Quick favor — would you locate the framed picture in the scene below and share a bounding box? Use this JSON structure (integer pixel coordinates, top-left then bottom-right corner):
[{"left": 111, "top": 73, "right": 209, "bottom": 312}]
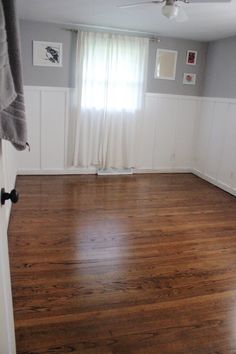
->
[
  {"left": 33, "top": 41, "right": 63, "bottom": 67},
  {"left": 186, "top": 50, "right": 197, "bottom": 66},
  {"left": 155, "top": 49, "right": 178, "bottom": 81},
  {"left": 183, "top": 73, "right": 196, "bottom": 85}
]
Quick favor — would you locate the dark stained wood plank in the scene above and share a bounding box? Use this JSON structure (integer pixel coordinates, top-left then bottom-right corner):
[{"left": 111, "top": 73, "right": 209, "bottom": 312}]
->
[{"left": 8, "top": 173, "right": 236, "bottom": 354}]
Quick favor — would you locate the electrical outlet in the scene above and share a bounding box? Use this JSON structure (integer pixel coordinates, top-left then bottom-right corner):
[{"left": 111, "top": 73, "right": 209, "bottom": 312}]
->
[{"left": 170, "top": 153, "right": 175, "bottom": 161}]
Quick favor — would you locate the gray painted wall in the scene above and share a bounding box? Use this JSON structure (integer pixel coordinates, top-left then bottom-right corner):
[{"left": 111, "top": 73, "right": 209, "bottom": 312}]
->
[
  {"left": 20, "top": 20, "right": 76, "bottom": 87},
  {"left": 147, "top": 38, "right": 207, "bottom": 96},
  {"left": 20, "top": 20, "right": 207, "bottom": 96},
  {"left": 203, "top": 36, "right": 236, "bottom": 98}
]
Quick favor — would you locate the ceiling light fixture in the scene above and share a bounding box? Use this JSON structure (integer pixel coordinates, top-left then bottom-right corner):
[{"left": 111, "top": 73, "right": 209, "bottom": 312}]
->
[{"left": 161, "top": 3, "right": 179, "bottom": 19}]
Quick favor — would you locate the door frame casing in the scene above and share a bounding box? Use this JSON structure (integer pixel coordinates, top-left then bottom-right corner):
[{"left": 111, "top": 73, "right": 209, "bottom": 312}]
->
[{"left": 0, "top": 141, "right": 16, "bottom": 354}]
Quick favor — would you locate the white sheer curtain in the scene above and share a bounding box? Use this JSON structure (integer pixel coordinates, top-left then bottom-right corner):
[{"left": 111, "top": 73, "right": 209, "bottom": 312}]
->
[{"left": 73, "top": 31, "right": 149, "bottom": 169}]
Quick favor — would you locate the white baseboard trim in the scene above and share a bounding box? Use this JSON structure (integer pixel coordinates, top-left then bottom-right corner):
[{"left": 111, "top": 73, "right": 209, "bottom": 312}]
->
[
  {"left": 192, "top": 169, "right": 236, "bottom": 197},
  {"left": 134, "top": 168, "right": 192, "bottom": 174},
  {"left": 16, "top": 167, "right": 236, "bottom": 198},
  {"left": 18, "top": 167, "right": 192, "bottom": 176},
  {"left": 17, "top": 168, "right": 97, "bottom": 175}
]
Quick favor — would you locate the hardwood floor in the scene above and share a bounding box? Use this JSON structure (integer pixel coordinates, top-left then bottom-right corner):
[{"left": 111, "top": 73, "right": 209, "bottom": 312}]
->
[{"left": 8, "top": 173, "right": 236, "bottom": 354}]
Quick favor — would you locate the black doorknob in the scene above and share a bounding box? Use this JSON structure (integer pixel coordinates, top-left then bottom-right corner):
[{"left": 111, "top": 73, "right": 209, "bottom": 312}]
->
[{"left": 1, "top": 188, "right": 19, "bottom": 205}]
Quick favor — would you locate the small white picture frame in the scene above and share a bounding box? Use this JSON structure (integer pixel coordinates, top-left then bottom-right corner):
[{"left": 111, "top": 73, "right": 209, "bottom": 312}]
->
[
  {"left": 183, "top": 73, "right": 196, "bottom": 85},
  {"left": 33, "top": 41, "right": 63, "bottom": 67},
  {"left": 186, "top": 50, "right": 198, "bottom": 66}
]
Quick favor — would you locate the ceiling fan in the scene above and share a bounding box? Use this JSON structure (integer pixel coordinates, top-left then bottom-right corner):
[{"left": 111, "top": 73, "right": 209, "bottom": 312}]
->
[{"left": 118, "top": 0, "right": 231, "bottom": 22}]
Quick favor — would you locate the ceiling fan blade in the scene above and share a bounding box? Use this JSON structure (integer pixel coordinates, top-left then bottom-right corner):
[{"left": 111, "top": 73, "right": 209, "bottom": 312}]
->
[
  {"left": 118, "top": 1, "right": 164, "bottom": 8},
  {"left": 188, "top": 0, "right": 231, "bottom": 2},
  {"left": 175, "top": 5, "right": 188, "bottom": 22}
]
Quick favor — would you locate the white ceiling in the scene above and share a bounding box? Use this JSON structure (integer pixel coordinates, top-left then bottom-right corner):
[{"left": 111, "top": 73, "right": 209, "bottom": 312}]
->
[{"left": 17, "top": 0, "right": 236, "bottom": 41}]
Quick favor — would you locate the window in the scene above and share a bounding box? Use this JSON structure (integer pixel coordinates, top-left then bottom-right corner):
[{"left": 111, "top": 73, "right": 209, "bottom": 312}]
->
[{"left": 79, "top": 31, "right": 148, "bottom": 112}]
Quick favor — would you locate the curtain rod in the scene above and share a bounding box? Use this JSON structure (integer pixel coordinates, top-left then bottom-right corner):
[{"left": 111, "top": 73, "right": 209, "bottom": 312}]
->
[{"left": 62, "top": 22, "right": 160, "bottom": 42}]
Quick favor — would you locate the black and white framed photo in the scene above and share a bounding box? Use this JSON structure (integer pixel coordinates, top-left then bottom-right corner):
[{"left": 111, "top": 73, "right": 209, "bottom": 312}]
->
[
  {"left": 33, "top": 41, "right": 63, "bottom": 67},
  {"left": 186, "top": 50, "right": 198, "bottom": 66}
]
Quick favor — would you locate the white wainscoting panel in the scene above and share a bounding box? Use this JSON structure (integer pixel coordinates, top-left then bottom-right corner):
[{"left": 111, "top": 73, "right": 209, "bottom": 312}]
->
[
  {"left": 152, "top": 96, "right": 178, "bottom": 170},
  {"left": 19, "top": 86, "right": 69, "bottom": 173},
  {"left": 18, "top": 88, "right": 41, "bottom": 171},
  {"left": 41, "top": 90, "right": 67, "bottom": 170},
  {"left": 205, "top": 102, "right": 228, "bottom": 180},
  {"left": 193, "top": 98, "right": 236, "bottom": 197},
  {"left": 137, "top": 94, "right": 159, "bottom": 169},
  {"left": 217, "top": 103, "right": 236, "bottom": 190},
  {"left": 20, "top": 88, "right": 201, "bottom": 174},
  {"left": 194, "top": 100, "right": 214, "bottom": 174},
  {"left": 137, "top": 94, "right": 198, "bottom": 172},
  {"left": 17, "top": 87, "right": 236, "bottom": 198},
  {"left": 174, "top": 98, "right": 198, "bottom": 170}
]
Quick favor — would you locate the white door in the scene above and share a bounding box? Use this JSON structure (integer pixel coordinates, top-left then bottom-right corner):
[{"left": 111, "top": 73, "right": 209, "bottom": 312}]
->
[{"left": 0, "top": 141, "right": 16, "bottom": 354}]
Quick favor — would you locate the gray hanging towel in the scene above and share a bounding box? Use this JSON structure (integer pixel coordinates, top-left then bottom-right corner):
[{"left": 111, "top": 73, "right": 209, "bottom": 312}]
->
[
  {"left": 0, "top": 0, "right": 27, "bottom": 151},
  {"left": 0, "top": 2, "right": 17, "bottom": 112}
]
